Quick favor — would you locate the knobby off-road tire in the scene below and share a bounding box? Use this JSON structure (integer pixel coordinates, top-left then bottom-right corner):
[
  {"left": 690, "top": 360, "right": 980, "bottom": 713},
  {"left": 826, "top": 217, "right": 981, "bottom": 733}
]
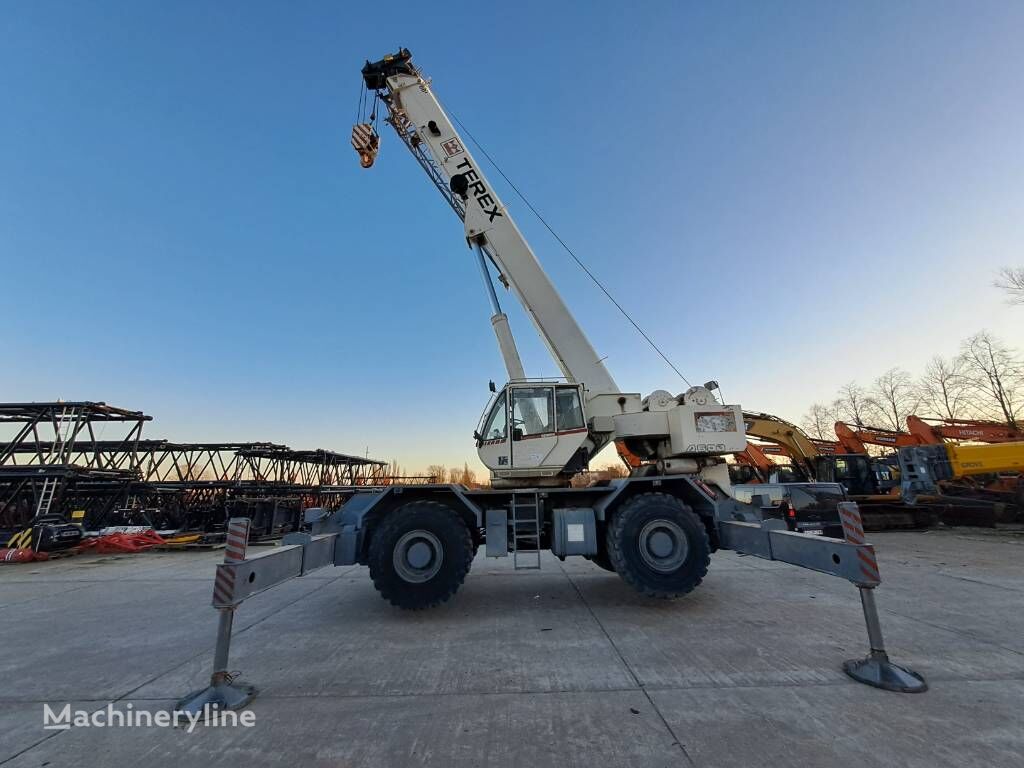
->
[
  {"left": 368, "top": 501, "right": 473, "bottom": 610},
  {"left": 606, "top": 492, "right": 710, "bottom": 599}
]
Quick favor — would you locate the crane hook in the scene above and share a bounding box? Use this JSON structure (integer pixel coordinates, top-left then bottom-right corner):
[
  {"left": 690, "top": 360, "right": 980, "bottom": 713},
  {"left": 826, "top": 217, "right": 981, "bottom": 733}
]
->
[{"left": 351, "top": 123, "right": 379, "bottom": 169}]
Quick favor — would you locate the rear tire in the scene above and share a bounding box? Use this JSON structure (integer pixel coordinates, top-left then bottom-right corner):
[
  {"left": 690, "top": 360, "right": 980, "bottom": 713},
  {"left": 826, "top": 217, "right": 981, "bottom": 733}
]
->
[
  {"left": 606, "top": 492, "right": 709, "bottom": 599},
  {"left": 368, "top": 501, "right": 473, "bottom": 610}
]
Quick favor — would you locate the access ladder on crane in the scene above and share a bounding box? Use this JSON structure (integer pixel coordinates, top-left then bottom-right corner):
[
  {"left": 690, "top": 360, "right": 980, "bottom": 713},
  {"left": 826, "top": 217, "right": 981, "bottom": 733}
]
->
[{"left": 510, "top": 491, "right": 541, "bottom": 569}]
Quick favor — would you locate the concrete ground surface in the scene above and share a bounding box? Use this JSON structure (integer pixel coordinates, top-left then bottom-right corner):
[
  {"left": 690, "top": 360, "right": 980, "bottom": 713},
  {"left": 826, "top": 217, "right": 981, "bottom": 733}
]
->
[{"left": 1, "top": 528, "right": 1023, "bottom": 767}]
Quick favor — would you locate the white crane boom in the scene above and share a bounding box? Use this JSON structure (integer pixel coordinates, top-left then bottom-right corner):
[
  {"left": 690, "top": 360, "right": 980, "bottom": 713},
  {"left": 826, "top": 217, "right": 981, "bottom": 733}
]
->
[
  {"left": 361, "top": 51, "right": 617, "bottom": 398},
  {"left": 356, "top": 49, "right": 747, "bottom": 486}
]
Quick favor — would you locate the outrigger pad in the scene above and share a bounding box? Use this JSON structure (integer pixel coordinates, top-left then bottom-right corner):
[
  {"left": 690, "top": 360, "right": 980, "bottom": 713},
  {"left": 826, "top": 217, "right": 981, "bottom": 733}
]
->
[
  {"left": 176, "top": 681, "right": 257, "bottom": 717},
  {"left": 843, "top": 654, "right": 928, "bottom": 693}
]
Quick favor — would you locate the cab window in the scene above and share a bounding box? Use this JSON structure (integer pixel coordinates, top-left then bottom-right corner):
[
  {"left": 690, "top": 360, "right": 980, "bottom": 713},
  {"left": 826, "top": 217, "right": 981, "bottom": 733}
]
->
[
  {"left": 555, "top": 387, "right": 584, "bottom": 431},
  {"left": 482, "top": 391, "right": 507, "bottom": 441},
  {"left": 512, "top": 387, "right": 554, "bottom": 436},
  {"left": 789, "top": 487, "right": 816, "bottom": 509}
]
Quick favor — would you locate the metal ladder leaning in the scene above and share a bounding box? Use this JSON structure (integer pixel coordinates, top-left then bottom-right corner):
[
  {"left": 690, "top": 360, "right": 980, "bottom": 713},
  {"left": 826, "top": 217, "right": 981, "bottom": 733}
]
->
[
  {"left": 510, "top": 491, "right": 542, "bottom": 570},
  {"left": 34, "top": 478, "right": 60, "bottom": 520},
  {"left": 34, "top": 406, "right": 80, "bottom": 521}
]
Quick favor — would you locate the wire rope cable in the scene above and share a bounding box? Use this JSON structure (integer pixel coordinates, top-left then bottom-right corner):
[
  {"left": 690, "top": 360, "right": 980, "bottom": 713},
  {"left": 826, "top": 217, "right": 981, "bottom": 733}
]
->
[{"left": 448, "top": 110, "right": 692, "bottom": 388}]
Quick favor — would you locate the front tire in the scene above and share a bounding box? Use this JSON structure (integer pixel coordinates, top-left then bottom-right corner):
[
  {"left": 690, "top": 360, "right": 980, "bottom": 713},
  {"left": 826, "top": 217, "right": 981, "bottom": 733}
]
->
[
  {"left": 368, "top": 501, "right": 473, "bottom": 610},
  {"left": 606, "top": 492, "right": 710, "bottom": 599}
]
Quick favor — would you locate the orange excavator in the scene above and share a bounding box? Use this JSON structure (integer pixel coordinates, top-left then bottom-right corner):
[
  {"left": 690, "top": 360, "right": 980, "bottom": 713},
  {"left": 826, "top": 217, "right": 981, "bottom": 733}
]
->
[
  {"left": 906, "top": 416, "right": 1024, "bottom": 445},
  {"left": 834, "top": 422, "right": 923, "bottom": 455},
  {"left": 732, "top": 441, "right": 806, "bottom": 483}
]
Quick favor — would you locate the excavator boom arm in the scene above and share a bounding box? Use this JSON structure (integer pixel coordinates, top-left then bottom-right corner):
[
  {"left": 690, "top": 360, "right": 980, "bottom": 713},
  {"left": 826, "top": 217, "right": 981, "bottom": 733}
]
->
[
  {"left": 906, "top": 415, "right": 1024, "bottom": 444},
  {"left": 834, "top": 422, "right": 922, "bottom": 453},
  {"left": 742, "top": 412, "right": 822, "bottom": 478}
]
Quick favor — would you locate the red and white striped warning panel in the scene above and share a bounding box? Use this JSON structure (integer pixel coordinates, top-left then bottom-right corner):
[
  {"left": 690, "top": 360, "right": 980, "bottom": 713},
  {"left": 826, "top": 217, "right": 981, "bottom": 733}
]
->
[
  {"left": 837, "top": 502, "right": 881, "bottom": 586},
  {"left": 212, "top": 566, "right": 236, "bottom": 608},
  {"left": 224, "top": 518, "right": 250, "bottom": 563},
  {"left": 212, "top": 519, "right": 250, "bottom": 607}
]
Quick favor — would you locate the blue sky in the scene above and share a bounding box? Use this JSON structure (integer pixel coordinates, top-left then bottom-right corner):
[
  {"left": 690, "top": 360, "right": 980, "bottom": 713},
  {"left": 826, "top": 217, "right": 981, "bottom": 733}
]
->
[{"left": 3, "top": 1, "right": 1022, "bottom": 472}]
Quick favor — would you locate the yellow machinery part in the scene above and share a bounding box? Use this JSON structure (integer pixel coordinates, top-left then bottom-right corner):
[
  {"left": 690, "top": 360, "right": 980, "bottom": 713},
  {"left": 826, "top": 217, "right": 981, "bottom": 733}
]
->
[
  {"left": 946, "top": 441, "right": 1024, "bottom": 477},
  {"left": 162, "top": 534, "right": 202, "bottom": 545},
  {"left": 6, "top": 528, "right": 32, "bottom": 549}
]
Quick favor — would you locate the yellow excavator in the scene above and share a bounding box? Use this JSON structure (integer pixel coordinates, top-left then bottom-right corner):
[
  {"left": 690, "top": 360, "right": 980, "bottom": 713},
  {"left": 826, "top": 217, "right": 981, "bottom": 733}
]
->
[
  {"left": 899, "top": 441, "right": 1024, "bottom": 507},
  {"left": 741, "top": 412, "right": 926, "bottom": 528},
  {"left": 742, "top": 412, "right": 898, "bottom": 495}
]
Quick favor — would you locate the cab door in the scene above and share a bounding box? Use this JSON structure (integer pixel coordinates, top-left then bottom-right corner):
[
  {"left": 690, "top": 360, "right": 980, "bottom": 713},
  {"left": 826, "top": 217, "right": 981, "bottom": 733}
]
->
[
  {"left": 477, "top": 389, "right": 512, "bottom": 471},
  {"left": 510, "top": 386, "right": 558, "bottom": 469}
]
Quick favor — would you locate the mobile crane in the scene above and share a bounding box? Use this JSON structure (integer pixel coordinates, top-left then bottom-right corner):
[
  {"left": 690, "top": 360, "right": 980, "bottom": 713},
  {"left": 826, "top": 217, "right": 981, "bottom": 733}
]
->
[{"left": 322, "top": 48, "right": 895, "bottom": 617}]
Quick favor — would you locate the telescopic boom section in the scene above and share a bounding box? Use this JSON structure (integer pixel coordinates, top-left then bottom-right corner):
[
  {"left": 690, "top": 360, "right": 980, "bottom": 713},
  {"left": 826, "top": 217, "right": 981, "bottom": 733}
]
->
[{"left": 360, "top": 49, "right": 618, "bottom": 398}]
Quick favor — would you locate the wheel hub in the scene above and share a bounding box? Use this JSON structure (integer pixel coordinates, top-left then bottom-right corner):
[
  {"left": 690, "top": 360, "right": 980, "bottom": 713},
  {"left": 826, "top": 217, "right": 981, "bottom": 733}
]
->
[
  {"left": 638, "top": 519, "right": 689, "bottom": 573},
  {"left": 406, "top": 541, "right": 432, "bottom": 569},
  {"left": 393, "top": 530, "right": 444, "bottom": 583},
  {"left": 648, "top": 531, "right": 674, "bottom": 558}
]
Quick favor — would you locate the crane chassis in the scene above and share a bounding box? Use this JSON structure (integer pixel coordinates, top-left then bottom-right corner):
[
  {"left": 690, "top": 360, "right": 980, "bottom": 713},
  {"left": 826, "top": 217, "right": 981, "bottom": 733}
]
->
[{"left": 338, "top": 49, "right": 904, "bottom": 616}]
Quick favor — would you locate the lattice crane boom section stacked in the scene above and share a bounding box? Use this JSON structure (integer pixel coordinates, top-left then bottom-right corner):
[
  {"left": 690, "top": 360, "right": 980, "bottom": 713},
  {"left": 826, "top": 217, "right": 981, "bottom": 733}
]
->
[{"left": 0, "top": 402, "right": 388, "bottom": 531}]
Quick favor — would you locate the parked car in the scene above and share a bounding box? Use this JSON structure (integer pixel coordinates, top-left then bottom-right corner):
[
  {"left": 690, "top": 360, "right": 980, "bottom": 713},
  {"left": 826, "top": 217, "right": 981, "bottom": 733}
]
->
[{"left": 731, "top": 482, "right": 848, "bottom": 538}]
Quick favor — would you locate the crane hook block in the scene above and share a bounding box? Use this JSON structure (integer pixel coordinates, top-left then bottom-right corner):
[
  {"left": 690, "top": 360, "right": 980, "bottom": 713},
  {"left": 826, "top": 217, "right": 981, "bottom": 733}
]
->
[{"left": 351, "top": 123, "right": 380, "bottom": 169}]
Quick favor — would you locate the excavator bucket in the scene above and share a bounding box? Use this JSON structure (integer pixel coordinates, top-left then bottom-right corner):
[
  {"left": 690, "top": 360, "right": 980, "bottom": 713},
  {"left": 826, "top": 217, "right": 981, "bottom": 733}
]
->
[{"left": 351, "top": 123, "right": 379, "bottom": 168}]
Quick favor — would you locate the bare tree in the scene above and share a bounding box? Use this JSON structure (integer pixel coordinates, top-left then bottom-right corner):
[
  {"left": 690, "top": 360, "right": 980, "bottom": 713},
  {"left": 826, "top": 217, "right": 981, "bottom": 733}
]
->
[
  {"left": 835, "top": 382, "right": 879, "bottom": 428},
  {"left": 870, "top": 368, "right": 919, "bottom": 431},
  {"left": 426, "top": 464, "right": 448, "bottom": 484},
  {"left": 959, "top": 331, "right": 1024, "bottom": 425},
  {"left": 802, "top": 401, "right": 841, "bottom": 441},
  {"left": 916, "top": 355, "right": 972, "bottom": 420},
  {"left": 995, "top": 266, "right": 1024, "bottom": 305},
  {"left": 457, "top": 462, "right": 478, "bottom": 487}
]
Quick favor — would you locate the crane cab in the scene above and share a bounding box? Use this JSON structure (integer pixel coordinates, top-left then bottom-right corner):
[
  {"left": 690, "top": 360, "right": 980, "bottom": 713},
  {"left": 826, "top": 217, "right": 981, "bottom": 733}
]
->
[{"left": 476, "top": 381, "right": 590, "bottom": 484}]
